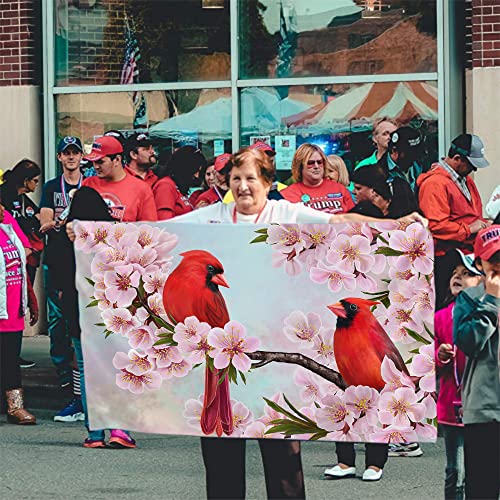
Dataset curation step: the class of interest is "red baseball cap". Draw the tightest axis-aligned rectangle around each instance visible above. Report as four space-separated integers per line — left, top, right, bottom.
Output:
474 224 500 261
249 141 276 156
84 136 124 162
214 153 232 172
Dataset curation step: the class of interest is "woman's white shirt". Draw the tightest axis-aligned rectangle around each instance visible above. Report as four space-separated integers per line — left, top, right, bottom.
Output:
171 199 332 224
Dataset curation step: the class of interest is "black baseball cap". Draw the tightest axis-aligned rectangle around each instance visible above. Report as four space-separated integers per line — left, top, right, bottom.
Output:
126 132 153 152
351 166 392 200
390 127 423 153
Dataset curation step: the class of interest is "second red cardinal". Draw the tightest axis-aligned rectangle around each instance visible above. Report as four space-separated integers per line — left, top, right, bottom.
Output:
327 297 409 391
163 250 233 436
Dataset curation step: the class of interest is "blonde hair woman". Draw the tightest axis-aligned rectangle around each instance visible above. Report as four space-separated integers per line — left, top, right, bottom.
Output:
326 154 350 187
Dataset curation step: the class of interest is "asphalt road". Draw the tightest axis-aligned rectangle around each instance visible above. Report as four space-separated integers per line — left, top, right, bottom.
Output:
0 410 445 500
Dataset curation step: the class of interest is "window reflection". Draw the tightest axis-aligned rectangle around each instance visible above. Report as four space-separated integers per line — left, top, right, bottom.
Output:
238 82 438 175
56 89 232 160
239 0 437 79
55 0 230 86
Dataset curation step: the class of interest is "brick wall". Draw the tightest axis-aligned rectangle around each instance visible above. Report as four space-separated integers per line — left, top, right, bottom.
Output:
471 0 500 68
0 0 40 86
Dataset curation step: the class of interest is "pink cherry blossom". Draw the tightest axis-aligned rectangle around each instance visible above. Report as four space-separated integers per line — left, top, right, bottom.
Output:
127 324 157 350
337 222 373 240
315 394 354 432
309 261 356 293
410 343 436 392
354 272 378 293
370 424 418 444
126 244 157 272
272 249 303 276
103 264 140 308
95 289 112 310
158 359 192 379
328 426 362 442
421 393 437 419
309 328 337 368
389 223 433 274
293 368 327 403
244 421 268 438
300 224 337 261
115 368 162 394
183 395 204 429
389 266 416 282
147 293 165 316
283 311 321 344
344 385 380 424
380 357 415 393
91 245 128 275
145 344 182 369
267 224 306 254
399 277 435 322
102 307 135 335
207 320 260 372
327 234 374 274
173 316 209 348
113 349 154 376
143 266 168 295
230 400 254 437
415 422 437 440
181 332 214 365
108 223 134 246
378 387 426 426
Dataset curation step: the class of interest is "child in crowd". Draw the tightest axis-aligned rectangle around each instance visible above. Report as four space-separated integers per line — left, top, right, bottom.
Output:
435 250 483 499
454 225 500 500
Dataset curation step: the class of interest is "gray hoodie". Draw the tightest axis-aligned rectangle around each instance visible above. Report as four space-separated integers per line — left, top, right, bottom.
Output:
453 283 500 425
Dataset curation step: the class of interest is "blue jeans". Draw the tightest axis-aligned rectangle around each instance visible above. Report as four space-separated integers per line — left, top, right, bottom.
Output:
442 424 465 500
44 265 73 383
72 337 105 441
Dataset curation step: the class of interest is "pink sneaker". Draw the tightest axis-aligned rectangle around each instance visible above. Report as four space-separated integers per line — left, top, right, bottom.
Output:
108 429 136 449
83 438 106 448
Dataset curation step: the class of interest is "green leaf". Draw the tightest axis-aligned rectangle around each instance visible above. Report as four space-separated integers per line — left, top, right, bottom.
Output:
86 299 99 308
104 330 113 338
404 327 432 345
423 322 435 340
282 393 317 426
377 234 389 245
239 371 247 385
153 338 173 346
374 246 405 257
94 322 105 327
254 228 269 235
217 367 229 386
309 431 328 441
85 277 95 287
263 397 304 424
250 234 269 244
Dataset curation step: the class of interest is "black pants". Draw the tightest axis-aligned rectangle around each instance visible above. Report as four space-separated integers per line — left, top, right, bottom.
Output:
201 438 305 499
464 422 500 499
0 331 23 394
336 442 388 469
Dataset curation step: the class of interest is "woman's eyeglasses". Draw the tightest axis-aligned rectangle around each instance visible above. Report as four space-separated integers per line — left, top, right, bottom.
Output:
306 159 324 167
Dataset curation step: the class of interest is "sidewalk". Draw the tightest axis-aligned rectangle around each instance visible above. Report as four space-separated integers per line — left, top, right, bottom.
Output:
21 336 72 411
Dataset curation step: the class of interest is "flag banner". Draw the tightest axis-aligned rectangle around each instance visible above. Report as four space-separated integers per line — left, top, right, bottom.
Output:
75 221 437 443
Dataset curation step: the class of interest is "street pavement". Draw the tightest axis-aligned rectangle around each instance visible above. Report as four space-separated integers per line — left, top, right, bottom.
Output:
0 337 445 500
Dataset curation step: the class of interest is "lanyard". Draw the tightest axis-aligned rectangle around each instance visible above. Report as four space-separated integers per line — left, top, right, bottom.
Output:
232 202 267 224
214 186 224 202
60 174 82 207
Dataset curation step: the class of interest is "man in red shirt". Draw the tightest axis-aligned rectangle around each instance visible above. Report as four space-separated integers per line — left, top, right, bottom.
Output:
83 136 157 222
195 153 231 207
124 132 158 188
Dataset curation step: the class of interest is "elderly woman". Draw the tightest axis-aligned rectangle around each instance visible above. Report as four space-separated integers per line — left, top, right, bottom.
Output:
173 147 426 498
281 143 355 215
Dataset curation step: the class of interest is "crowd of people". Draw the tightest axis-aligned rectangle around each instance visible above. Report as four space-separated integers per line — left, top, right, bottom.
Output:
0 119 498 499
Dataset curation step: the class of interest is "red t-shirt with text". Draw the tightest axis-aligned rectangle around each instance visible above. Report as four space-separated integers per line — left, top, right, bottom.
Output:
281 179 355 214
82 173 157 222
153 176 193 220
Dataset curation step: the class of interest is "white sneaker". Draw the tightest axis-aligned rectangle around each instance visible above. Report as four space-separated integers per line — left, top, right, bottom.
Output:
362 468 383 481
324 465 356 479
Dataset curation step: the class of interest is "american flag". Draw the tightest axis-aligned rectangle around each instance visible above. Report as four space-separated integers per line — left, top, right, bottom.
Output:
121 16 148 129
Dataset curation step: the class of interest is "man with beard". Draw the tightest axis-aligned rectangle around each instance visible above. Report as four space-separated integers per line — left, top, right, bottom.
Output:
124 132 158 188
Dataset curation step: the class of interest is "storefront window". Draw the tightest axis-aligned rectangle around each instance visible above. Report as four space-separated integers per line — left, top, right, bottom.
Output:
55 0 230 86
55 88 232 160
239 82 438 174
239 0 437 79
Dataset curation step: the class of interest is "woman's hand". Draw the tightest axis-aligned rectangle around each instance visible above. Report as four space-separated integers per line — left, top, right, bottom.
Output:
66 221 76 242
29 302 39 326
40 220 57 233
398 212 428 228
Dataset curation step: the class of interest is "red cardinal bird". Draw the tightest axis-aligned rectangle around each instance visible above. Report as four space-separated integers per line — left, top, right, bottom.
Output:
327 297 409 391
163 250 233 437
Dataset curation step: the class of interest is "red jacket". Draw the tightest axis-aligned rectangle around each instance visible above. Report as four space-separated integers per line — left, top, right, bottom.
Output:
417 163 485 256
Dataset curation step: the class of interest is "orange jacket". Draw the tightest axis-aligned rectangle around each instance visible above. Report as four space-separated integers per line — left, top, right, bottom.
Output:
417 163 484 256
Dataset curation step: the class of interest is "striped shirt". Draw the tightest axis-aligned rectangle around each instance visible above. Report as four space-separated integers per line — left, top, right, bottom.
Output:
438 159 471 202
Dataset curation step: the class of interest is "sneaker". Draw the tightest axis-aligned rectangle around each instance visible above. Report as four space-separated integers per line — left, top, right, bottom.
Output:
108 429 136 449
19 357 36 368
53 397 85 422
83 438 106 448
388 442 423 457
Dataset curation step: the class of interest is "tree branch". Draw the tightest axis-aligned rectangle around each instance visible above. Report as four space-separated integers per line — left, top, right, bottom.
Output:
248 351 347 390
